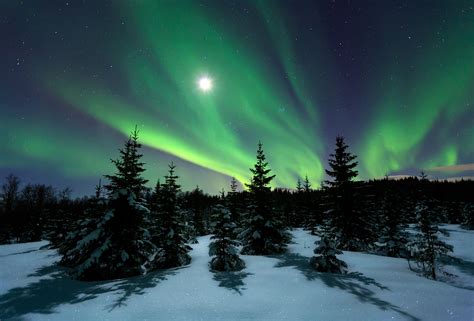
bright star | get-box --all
[198,76,213,92]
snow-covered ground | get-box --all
[0,226,473,321]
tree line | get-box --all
[0,128,473,281]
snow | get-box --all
[1,225,473,321]
[121,251,129,262]
[76,237,111,276]
[75,228,101,250]
[252,230,261,239]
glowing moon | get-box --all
[198,76,213,92]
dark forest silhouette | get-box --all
[0,130,473,281]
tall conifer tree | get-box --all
[240,142,290,255]
[409,174,453,280]
[209,203,245,271]
[60,127,159,280]
[104,126,148,198]
[155,162,191,268]
[323,136,373,251]
[376,179,409,257]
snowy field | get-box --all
[0,226,473,321]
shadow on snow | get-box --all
[0,262,184,320]
[272,252,422,321]
[211,270,253,295]
[0,248,39,258]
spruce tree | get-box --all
[155,162,191,268]
[408,174,453,280]
[187,186,207,236]
[209,203,245,271]
[310,236,347,274]
[324,136,373,251]
[325,136,358,189]
[461,202,474,230]
[296,178,303,193]
[149,179,161,213]
[239,142,291,255]
[301,175,320,234]
[95,179,104,199]
[58,183,107,261]
[376,181,409,257]
[230,177,238,192]
[303,175,311,193]
[104,125,148,198]
[291,178,304,227]
[227,177,241,225]
[293,176,312,228]
[60,128,160,280]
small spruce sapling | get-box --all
[310,236,347,274]
[209,204,245,271]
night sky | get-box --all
[1,0,473,196]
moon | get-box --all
[198,76,213,92]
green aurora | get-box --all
[1,0,473,194]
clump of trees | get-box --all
[375,180,409,258]
[152,162,191,269]
[0,175,83,245]
[60,128,191,280]
[461,202,474,230]
[1,129,473,281]
[60,127,162,280]
[408,174,454,280]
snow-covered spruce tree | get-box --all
[154,162,191,268]
[408,174,453,280]
[323,136,375,251]
[376,181,409,258]
[60,127,160,281]
[58,185,107,263]
[180,207,199,244]
[104,126,148,197]
[227,177,242,235]
[239,142,291,255]
[310,236,347,274]
[301,175,321,234]
[461,202,474,230]
[209,203,245,271]
[148,179,161,218]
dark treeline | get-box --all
[0,130,473,281]
[1,172,472,245]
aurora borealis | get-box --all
[1,0,473,195]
